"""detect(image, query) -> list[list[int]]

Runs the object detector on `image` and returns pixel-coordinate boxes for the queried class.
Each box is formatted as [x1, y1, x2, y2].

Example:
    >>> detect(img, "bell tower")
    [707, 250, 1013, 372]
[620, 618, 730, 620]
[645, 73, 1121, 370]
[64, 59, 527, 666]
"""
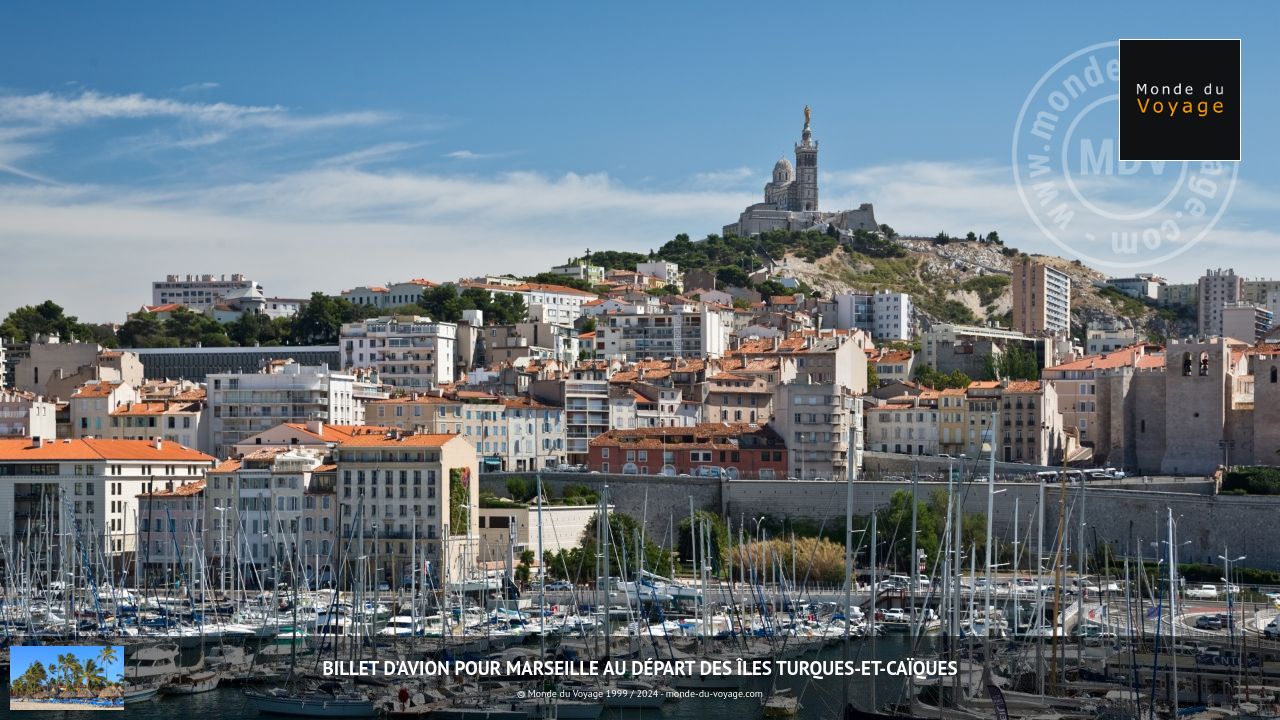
[793, 105, 819, 212]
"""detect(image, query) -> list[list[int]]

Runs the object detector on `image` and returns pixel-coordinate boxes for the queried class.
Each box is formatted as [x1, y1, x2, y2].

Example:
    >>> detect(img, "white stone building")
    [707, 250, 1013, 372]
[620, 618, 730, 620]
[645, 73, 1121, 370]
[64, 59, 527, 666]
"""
[208, 362, 362, 458]
[0, 389, 56, 439]
[152, 274, 259, 311]
[340, 315, 458, 389]
[0, 437, 214, 571]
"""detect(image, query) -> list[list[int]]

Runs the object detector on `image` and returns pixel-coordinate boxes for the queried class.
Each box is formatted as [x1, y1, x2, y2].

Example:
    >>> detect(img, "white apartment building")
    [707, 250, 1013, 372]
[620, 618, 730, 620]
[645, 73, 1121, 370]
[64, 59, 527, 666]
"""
[339, 279, 438, 309]
[208, 362, 362, 458]
[530, 365, 611, 464]
[204, 448, 327, 585]
[366, 393, 567, 472]
[635, 261, 681, 287]
[595, 303, 730, 361]
[340, 316, 457, 389]
[152, 274, 259, 311]
[0, 437, 214, 572]
[0, 389, 56, 439]
[1086, 322, 1139, 355]
[871, 290, 913, 341]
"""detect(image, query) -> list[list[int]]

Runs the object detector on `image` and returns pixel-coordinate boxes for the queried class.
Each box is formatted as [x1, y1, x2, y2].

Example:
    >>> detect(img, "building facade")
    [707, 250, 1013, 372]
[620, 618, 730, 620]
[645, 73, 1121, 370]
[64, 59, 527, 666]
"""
[1012, 257, 1071, 336]
[1198, 268, 1244, 337]
[208, 362, 364, 458]
[340, 315, 458, 389]
[152, 274, 258, 311]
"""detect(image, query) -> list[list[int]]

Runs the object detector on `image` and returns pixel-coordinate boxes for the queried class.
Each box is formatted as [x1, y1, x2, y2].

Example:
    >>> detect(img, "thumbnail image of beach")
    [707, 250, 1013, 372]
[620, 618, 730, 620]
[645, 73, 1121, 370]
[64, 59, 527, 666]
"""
[9, 646, 124, 711]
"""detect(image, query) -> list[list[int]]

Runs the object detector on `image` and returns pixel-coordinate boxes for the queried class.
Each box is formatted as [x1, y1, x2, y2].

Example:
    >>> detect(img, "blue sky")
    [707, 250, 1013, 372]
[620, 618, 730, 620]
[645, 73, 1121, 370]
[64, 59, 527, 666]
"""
[9, 645, 124, 683]
[0, 2, 1276, 321]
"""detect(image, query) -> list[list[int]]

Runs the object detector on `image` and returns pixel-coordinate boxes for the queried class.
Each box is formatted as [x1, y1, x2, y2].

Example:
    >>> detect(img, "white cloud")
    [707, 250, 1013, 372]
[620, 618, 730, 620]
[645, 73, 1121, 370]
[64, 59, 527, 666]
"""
[442, 149, 514, 160]
[688, 167, 758, 190]
[179, 82, 221, 92]
[0, 90, 393, 133]
[319, 142, 423, 168]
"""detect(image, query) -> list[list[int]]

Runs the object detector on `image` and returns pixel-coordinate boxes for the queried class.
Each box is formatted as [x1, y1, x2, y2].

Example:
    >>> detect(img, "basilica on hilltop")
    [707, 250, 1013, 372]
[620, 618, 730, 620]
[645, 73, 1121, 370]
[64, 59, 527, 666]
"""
[723, 106, 879, 238]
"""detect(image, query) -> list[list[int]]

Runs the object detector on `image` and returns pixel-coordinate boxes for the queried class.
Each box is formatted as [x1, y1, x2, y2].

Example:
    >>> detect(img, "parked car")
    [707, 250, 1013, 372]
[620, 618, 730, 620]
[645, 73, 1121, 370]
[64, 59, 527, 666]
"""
[1195, 615, 1223, 630]
[544, 580, 573, 591]
[881, 608, 907, 622]
[1264, 618, 1279, 639]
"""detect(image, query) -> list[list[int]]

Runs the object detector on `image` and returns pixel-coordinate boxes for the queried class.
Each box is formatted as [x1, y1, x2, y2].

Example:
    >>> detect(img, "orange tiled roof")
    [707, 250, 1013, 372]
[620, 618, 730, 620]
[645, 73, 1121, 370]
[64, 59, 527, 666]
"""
[0, 438, 213, 462]
[279, 423, 397, 442]
[72, 382, 122, 399]
[1046, 344, 1165, 373]
[337, 432, 457, 448]
[139, 479, 206, 498]
[111, 401, 200, 416]
[209, 458, 243, 473]
[1004, 380, 1043, 393]
[142, 303, 183, 313]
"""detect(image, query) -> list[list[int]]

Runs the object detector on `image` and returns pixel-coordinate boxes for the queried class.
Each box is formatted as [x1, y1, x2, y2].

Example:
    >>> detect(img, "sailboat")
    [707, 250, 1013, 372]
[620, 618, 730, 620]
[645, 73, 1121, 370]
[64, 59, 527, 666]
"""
[245, 683, 379, 718]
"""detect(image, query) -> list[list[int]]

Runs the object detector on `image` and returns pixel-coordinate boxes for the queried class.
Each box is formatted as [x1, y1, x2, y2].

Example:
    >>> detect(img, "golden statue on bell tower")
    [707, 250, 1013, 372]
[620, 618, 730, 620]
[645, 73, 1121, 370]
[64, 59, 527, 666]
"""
[804, 105, 811, 125]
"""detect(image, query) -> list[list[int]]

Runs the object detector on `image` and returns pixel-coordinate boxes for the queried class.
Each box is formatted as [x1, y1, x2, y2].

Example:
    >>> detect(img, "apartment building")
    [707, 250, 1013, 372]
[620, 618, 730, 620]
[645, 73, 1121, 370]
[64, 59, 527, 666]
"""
[530, 364, 612, 465]
[1221, 303, 1273, 343]
[0, 437, 214, 574]
[16, 341, 144, 400]
[867, 393, 939, 456]
[135, 479, 206, 583]
[1086, 321, 1138, 355]
[703, 372, 773, 424]
[0, 389, 56, 439]
[333, 431, 478, 589]
[152, 273, 258, 311]
[770, 380, 862, 481]
[208, 362, 364, 458]
[997, 380, 1063, 465]
[595, 302, 731, 362]
[1198, 268, 1244, 337]
[458, 321, 579, 370]
[1104, 274, 1165, 300]
[1012, 257, 1071, 336]
[733, 331, 870, 394]
[339, 279, 438, 309]
[203, 448, 329, 588]
[340, 315, 457, 389]
[366, 392, 567, 471]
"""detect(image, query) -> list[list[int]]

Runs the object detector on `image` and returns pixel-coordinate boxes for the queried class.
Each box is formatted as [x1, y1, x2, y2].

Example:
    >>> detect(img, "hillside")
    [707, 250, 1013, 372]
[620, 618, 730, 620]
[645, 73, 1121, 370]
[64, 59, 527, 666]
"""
[615, 229, 1196, 343]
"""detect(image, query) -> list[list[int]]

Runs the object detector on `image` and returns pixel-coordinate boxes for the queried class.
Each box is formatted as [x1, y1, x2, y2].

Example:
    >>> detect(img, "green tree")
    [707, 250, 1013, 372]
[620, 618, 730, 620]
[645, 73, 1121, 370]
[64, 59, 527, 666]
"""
[867, 363, 879, 389]
[980, 344, 1040, 381]
[0, 300, 98, 343]
[677, 510, 730, 576]
[419, 285, 465, 323]
[505, 476, 536, 502]
[117, 311, 166, 347]
[291, 292, 351, 344]
[448, 468, 472, 534]
[875, 490, 941, 572]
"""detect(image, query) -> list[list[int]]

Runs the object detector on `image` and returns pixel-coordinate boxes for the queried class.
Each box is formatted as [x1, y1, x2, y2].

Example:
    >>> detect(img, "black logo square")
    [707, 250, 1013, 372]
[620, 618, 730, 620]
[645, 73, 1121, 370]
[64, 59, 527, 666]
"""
[1119, 39, 1240, 161]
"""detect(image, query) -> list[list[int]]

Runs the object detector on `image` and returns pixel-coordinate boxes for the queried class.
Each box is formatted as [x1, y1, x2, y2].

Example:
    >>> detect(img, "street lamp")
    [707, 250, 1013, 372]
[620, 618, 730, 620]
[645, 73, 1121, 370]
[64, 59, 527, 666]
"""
[1217, 552, 1246, 646]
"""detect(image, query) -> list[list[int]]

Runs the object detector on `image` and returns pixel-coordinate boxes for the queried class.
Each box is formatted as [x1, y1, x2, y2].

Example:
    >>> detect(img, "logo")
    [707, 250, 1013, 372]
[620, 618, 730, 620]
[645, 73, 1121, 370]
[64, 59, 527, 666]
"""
[1012, 41, 1237, 269]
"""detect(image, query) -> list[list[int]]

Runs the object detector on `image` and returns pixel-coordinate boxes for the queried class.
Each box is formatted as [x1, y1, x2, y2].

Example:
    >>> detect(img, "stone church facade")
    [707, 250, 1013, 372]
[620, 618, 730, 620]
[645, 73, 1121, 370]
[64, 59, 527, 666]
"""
[724, 106, 879, 238]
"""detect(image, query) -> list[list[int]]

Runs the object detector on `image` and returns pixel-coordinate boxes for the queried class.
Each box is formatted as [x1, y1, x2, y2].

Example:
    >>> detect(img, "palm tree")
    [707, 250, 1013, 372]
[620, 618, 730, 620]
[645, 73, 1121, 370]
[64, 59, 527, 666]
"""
[81, 659, 106, 691]
[98, 646, 118, 668]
